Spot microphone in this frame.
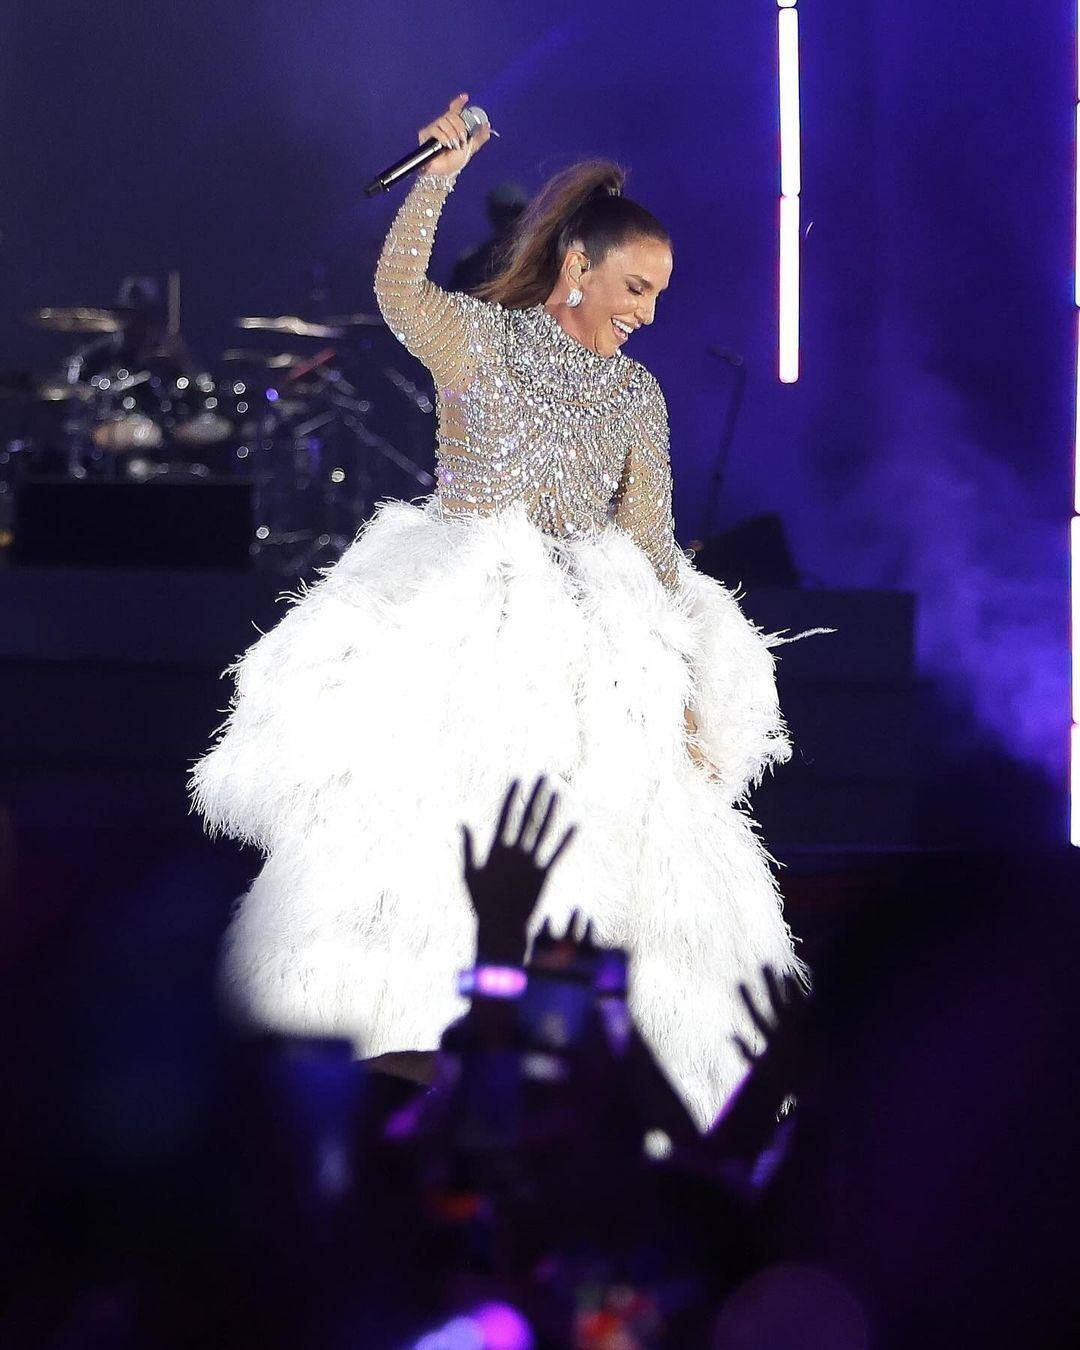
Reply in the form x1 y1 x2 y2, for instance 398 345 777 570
364 105 491 197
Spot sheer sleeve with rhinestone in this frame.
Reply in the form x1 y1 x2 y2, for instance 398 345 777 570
373 171 479 390
613 370 681 589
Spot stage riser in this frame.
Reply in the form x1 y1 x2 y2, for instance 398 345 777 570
0 566 917 849
0 665 914 775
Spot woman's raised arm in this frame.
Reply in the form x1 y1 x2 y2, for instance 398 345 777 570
372 93 493 391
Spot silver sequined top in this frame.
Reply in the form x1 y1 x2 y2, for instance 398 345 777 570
373 169 680 588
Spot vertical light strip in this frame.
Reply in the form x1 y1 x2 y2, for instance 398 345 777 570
1069 5 1080 837
1073 515 1080 721
779 195 800 383
778 0 801 383
1073 5 1080 842
1074 103 1080 311
1075 307 1080 502
1073 725 1080 845
1073 514 1080 843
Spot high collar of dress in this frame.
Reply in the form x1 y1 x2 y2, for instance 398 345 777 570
507 303 636 405
529 303 620 364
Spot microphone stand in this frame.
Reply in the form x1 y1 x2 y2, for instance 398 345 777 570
701 346 747 541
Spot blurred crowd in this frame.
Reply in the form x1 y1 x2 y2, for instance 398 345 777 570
2 779 1079 1349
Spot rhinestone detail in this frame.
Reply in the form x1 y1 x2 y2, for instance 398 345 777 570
374 172 679 587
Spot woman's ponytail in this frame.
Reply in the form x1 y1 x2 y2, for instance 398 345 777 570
472 158 669 309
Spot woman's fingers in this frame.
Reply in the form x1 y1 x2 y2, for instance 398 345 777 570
417 93 492 165
427 118 457 148
419 110 466 149
442 112 476 150
447 93 468 145
447 112 471 144
434 116 461 147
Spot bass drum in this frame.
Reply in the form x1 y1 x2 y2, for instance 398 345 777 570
88 368 254 475
167 372 236 450
89 369 165 453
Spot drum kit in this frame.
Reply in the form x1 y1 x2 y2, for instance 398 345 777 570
0 271 436 572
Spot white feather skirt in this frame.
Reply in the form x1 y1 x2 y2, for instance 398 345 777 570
190 497 811 1130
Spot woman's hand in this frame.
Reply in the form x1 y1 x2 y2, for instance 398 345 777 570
684 705 722 782
418 91 493 177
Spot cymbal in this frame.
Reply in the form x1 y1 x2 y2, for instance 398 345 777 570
37 378 95 402
236 315 346 339
221 348 308 368
28 306 138 334
324 312 385 329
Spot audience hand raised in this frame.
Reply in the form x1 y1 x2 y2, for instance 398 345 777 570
734 965 810 1081
462 776 576 966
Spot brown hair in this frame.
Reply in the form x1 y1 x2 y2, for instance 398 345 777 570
471 158 672 309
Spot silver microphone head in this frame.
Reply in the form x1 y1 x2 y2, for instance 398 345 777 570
461 105 489 137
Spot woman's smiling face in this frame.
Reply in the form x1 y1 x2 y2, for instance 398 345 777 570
546 234 673 358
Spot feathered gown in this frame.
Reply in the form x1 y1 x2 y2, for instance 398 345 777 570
190 169 818 1130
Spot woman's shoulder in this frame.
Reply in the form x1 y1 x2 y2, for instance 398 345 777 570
622 360 670 456
443 289 510 354
449 290 506 324
450 290 504 315
623 357 666 407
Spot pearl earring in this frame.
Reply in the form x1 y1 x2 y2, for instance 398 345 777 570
566 288 583 308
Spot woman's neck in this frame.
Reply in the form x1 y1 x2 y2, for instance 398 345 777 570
541 301 608 358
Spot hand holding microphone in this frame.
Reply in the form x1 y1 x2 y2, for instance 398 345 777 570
418 92 494 175
364 91 496 196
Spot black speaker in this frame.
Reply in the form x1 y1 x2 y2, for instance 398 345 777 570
13 477 253 569
692 514 799 588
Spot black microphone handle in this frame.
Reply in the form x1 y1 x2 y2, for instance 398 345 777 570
364 137 448 197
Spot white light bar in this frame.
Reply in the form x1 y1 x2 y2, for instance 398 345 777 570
1075 310 1080 515
1073 724 1080 845
1075 104 1080 308
778 8 801 197
778 2 801 383
779 195 801 383
1073 514 1080 724
1073 8 1080 843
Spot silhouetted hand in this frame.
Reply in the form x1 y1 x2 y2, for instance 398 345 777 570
693 965 812 1165
528 909 600 974
733 965 809 1080
462 776 576 966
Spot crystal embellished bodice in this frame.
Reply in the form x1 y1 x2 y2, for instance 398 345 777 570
373 170 679 587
